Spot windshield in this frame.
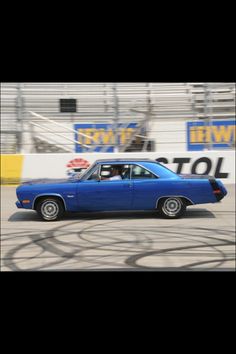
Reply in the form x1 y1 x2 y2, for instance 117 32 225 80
79 162 97 180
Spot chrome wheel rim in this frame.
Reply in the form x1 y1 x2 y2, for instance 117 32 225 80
162 198 182 216
41 201 59 220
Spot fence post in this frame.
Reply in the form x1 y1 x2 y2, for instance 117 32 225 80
203 83 213 150
16 83 24 153
113 83 119 152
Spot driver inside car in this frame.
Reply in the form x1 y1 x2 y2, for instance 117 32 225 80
101 166 122 181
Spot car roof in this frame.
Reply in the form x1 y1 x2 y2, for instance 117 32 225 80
95 158 156 164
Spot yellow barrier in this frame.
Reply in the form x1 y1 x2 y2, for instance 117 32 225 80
0 155 24 185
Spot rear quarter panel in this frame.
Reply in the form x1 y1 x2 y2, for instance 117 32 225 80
176 179 217 204
131 177 217 210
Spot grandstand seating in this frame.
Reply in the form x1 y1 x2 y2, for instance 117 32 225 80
190 83 235 118
1 82 235 153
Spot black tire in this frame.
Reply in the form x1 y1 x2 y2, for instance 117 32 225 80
158 197 186 219
36 198 65 221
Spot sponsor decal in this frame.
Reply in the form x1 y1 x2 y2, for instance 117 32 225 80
74 123 138 152
187 120 236 151
66 158 90 177
156 157 229 178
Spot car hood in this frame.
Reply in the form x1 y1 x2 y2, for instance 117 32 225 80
22 178 75 185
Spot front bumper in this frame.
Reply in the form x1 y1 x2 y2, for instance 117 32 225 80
16 201 23 209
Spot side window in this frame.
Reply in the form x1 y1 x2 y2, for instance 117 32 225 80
100 164 131 180
131 165 157 179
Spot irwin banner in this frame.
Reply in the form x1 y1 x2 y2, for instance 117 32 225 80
187 120 236 151
74 123 138 152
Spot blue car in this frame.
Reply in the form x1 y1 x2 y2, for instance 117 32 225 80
16 158 227 221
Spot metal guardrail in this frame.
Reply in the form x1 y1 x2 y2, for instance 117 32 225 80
28 111 148 153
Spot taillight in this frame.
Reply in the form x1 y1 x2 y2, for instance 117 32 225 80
213 189 221 194
209 178 225 201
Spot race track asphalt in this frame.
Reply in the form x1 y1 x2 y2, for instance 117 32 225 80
1 185 235 271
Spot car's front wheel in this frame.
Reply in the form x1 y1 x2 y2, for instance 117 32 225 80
36 198 65 221
158 197 186 219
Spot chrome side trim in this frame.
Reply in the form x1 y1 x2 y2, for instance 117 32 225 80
32 193 67 210
155 195 194 209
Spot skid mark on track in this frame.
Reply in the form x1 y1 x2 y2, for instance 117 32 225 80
1 185 235 271
1 219 235 270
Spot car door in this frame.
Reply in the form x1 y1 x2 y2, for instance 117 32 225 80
131 164 160 210
76 165 133 211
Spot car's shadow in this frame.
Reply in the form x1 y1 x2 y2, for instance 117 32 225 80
8 208 215 222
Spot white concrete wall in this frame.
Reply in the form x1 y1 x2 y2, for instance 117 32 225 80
21 151 235 184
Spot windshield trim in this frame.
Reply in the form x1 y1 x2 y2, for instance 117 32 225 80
79 162 97 180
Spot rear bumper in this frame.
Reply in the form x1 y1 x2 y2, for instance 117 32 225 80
214 191 225 202
220 184 227 197
209 179 227 202
16 201 23 209
217 186 227 202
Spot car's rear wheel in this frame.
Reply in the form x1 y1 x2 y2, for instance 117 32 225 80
36 198 64 221
158 197 186 219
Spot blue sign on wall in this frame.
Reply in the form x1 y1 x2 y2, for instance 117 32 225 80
74 123 138 152
187 120 235 151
